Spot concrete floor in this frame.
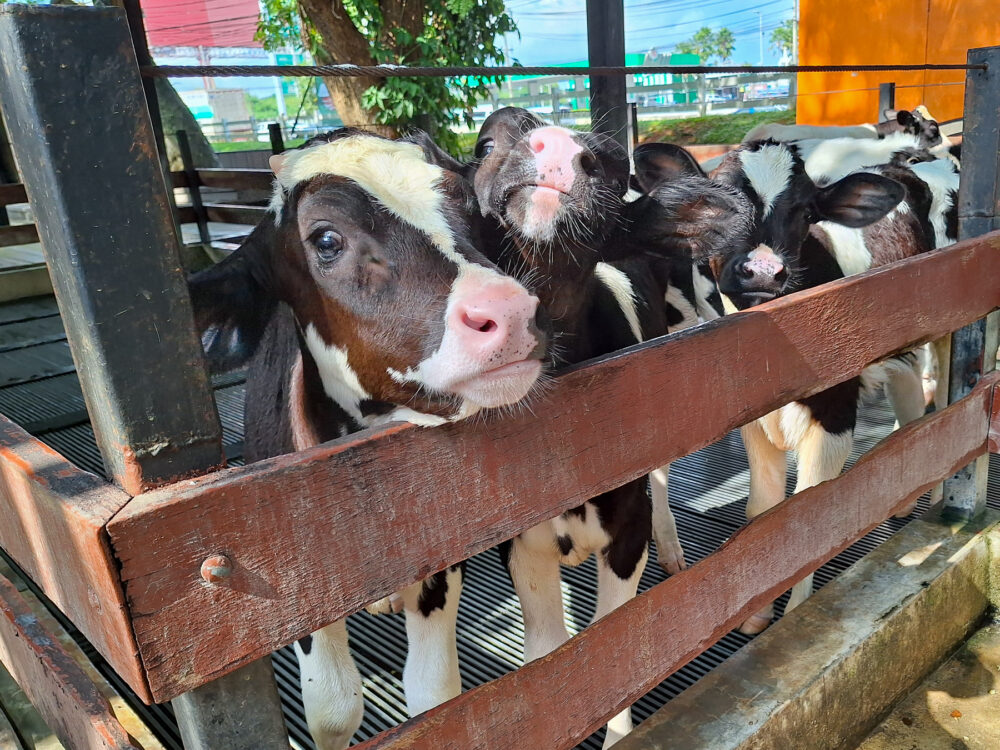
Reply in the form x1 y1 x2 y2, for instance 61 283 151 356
858 623 1000 750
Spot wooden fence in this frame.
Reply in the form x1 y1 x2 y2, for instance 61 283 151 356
0 5 997 750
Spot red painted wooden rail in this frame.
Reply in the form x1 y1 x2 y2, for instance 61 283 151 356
0 232 997 746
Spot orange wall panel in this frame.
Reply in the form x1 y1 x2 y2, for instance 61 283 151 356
796 0 997 126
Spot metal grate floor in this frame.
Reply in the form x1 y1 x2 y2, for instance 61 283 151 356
1 294 998 749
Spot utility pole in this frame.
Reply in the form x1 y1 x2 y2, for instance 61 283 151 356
792 0 799 64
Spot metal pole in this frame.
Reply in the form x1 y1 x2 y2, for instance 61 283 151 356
177 130 212 246
0 6 290 747
586 0 627 149
756 12 764 65
878 82 896 121
629 102 639 151
940 45 1000 523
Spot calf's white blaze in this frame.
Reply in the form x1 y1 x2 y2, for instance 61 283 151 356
272 135 466 266
738 145 795 219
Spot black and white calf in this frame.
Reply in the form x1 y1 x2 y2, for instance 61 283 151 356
467 107 750 745
634 138 944 634
189 130 550 749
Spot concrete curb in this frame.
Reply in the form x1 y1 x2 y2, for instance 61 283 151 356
618 509 1000 750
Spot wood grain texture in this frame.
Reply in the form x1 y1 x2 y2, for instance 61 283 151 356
0 571 140 750
358 373 998 750
107 232 1000 700
0 4 224 494
0 416 149 702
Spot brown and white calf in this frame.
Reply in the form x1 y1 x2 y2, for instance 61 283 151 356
465 107 750 746
189 130 550 749
634 138 950 634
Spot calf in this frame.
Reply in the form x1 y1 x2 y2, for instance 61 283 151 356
189 130 550 749
467 107 750 746
634 139 937 633
743 107 949 152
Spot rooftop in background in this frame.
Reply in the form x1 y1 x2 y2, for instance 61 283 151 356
142 0 261 49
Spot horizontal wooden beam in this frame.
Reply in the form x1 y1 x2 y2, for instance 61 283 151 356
107 232 1000 700
0 182 27 205
0 416 149 701
359 372 998 750
170 169 272 193
203 203 267 225
0 571 141 750
0 223 39 247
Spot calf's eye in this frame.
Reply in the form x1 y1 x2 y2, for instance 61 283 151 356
476 139 495 159
312 229 343 261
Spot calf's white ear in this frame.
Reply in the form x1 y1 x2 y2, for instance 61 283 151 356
633 143 706 193
269 152 289 175
813 173 906 228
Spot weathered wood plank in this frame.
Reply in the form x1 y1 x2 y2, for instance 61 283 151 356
0 4 225 493
197 169 272 192
0 183 27 206
359 373 998 750
0 416 149 701
203 203 267 225
0 571 140 750
108 233 1000 701
0 224 39 247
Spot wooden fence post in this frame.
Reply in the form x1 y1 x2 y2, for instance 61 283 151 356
941 45 1000 522
177 130 212 246
268 122 285 154
878 82 895 121
0 5 290 748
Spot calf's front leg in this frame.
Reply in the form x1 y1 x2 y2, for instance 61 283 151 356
297 620 364 750
650 465 686 574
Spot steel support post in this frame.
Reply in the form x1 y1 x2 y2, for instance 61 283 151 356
586 0 628 149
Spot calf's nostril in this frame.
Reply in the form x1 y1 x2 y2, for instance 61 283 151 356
739 262 755 279
579 152 599 177
462 311 499 334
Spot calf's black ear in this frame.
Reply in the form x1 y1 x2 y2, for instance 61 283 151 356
814 172 905 228
895 109 915 127
632 143 706 193
405 129 468 173
187 221 277 374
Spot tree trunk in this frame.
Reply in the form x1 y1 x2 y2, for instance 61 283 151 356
299 0 398 136
156 79 220 170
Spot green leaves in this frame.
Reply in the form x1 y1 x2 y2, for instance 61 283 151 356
256 0 515 154
676 26 736 65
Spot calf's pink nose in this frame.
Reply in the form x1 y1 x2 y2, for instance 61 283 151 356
449 279 540 360
528 127 583 193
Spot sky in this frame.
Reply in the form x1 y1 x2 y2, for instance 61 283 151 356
153 0 797 97
505 0 795 66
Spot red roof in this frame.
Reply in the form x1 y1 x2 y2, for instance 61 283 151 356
142 0 262 49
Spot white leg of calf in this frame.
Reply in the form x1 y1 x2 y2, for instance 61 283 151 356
401 568 463 717
784 423 853 614
296 620 364 750
885 360 928 517
739 420 787 634
650 465 685 574
596 547 648 749
742 420 788 520
510 525 571 663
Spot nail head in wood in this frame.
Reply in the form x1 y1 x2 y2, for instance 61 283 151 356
200 555 231 583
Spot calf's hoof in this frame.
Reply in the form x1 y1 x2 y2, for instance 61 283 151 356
738 610 773 635
656 543 687 576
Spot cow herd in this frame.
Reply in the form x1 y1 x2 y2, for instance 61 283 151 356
187 105 960 749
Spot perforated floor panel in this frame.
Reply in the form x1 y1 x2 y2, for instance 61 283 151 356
2 294 997 749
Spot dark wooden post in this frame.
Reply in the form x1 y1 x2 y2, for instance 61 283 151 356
878 82 895 121
268 122 285 154
629 102 639 151
177 130 212 246
940 45 1000 522
586 0 627 148
0 6 290 747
